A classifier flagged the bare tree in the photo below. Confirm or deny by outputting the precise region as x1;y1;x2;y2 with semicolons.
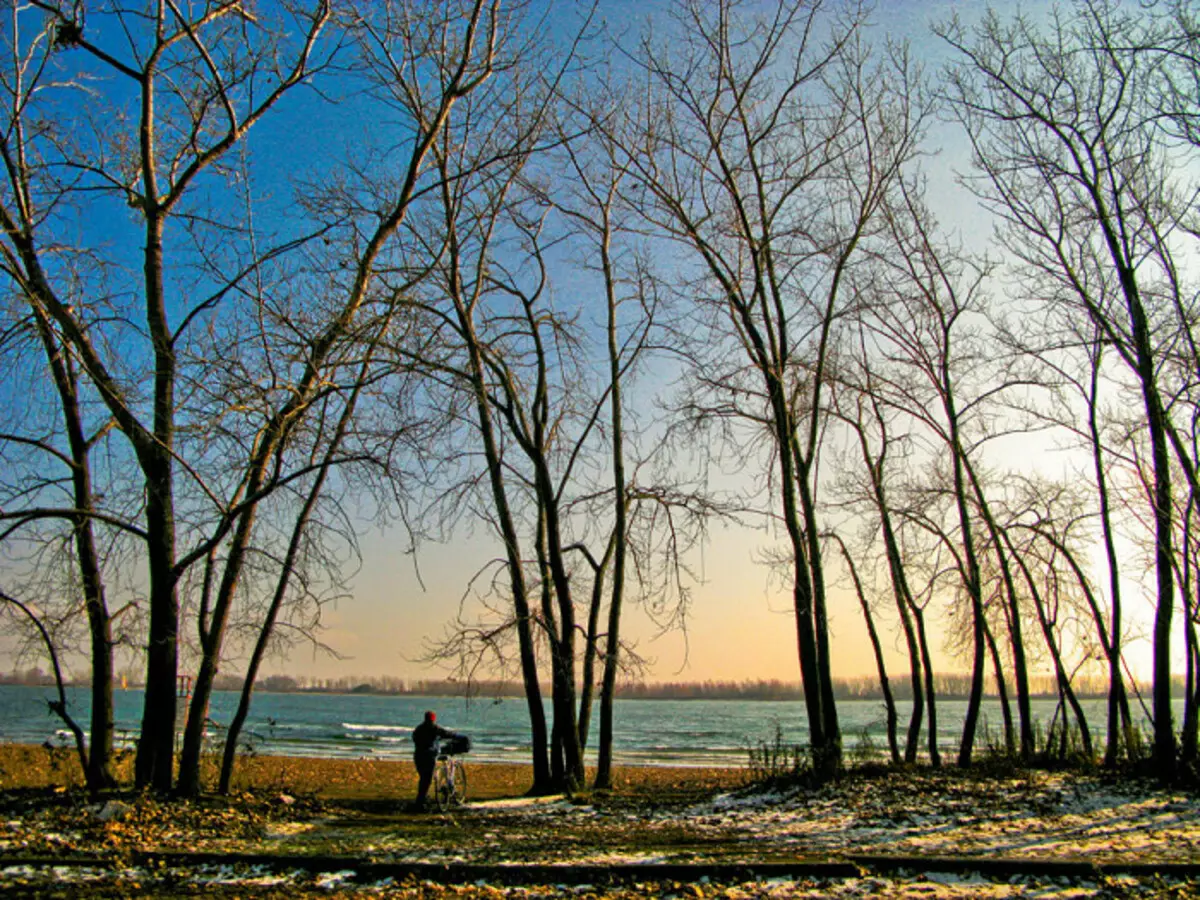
0;0;339;791
939;0;1198;778
855;176;1027;766
178;0;521;796
995;313;1138;766
624;0;926;777
395;6;593;788
830;351;929;763
549;91;683;788
829;532;900;763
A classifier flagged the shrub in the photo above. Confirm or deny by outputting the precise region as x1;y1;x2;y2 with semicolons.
848;725;881;767
745;722;815;791
1036;718;1095;769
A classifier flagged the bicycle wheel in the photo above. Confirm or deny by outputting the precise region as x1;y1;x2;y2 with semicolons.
451;761;467;806
434;759;452;811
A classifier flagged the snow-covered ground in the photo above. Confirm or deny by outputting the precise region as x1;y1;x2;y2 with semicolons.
0;861;1189;897
681;769;1200;862
2;768;1197;897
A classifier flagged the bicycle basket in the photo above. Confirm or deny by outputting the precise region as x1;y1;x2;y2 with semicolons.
440;733;471;756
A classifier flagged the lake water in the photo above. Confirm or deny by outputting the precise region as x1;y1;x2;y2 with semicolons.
0;684;1159;767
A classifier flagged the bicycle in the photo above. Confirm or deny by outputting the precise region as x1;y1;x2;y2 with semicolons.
433;752;467;810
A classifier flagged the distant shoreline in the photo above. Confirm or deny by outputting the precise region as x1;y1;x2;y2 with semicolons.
0;679;1136;703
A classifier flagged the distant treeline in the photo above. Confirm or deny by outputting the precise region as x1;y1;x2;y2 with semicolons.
1;669;1161;701
215;673;1161;701
613;675;1136;702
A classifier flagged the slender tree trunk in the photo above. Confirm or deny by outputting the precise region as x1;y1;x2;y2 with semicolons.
574;534;618;762
535;512;566;789
1180;507;1197;766
539;478;585;788
964;457;1034;759
1099;219;1176;778
218;516;311;794
835;536;899;764
178;496;262;797
1008;537;1094;760
1144;360;1177;778
1038;521;1132;765
82;558;116;796
1181;570;1199;766
878;517;924;763
948;418;986;768
481;385;551;792
443;162;552;791
1085;347;1132;766
596;558;625;789
761;372;829;769
596;217;629;791
984;620;1015;756
1185;612;1200;766
32;310;116;794
1176;520;1195;768
217;364;366;793
577;569;604;754
853;415;924;763
912;603;941;767
798;472;841;770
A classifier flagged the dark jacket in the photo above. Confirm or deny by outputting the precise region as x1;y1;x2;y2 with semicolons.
412;719;452;762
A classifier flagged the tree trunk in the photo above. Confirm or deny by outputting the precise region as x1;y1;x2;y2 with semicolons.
836;536;899;764
761;371;829;771
135;453;179;793
450;222;552;791
798;470;841;772
596;219;629;791
178;499;261;797
539;481;585;788
1091;207;1177;778
984;620;1015;756
32;310;116;794
483;387;551;792
1009;537;1094;761
963;456;1034;760
1184;591;1200;766
947;410;986;768
1140;336;1177;779
855;417;925;764
877;513;924;763
218;383;360;793
1085;346;1133;767
911;603;941;767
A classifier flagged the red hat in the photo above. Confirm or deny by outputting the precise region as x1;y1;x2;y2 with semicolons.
424;710;436;722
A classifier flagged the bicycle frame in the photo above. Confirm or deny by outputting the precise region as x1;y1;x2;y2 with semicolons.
433;754;467;810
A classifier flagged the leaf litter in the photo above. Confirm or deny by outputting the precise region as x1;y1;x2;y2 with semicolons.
2;760;1199;897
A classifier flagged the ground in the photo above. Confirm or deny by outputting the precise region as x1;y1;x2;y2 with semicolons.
0;745;1197;897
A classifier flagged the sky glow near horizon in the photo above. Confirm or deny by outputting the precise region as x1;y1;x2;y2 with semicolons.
0;0;1179;691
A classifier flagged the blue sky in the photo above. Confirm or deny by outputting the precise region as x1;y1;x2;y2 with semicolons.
0;0;1173;690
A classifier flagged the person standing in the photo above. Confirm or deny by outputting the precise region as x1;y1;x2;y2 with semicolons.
411;710;451;810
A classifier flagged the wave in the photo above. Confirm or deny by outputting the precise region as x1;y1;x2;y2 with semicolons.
342;723;410;734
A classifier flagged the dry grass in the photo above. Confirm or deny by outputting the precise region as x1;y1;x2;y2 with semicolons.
0;742;743;802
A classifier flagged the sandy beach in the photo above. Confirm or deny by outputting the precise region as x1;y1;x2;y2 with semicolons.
0;741;744;800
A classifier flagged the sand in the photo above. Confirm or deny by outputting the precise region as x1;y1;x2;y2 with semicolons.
0;741;744;800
